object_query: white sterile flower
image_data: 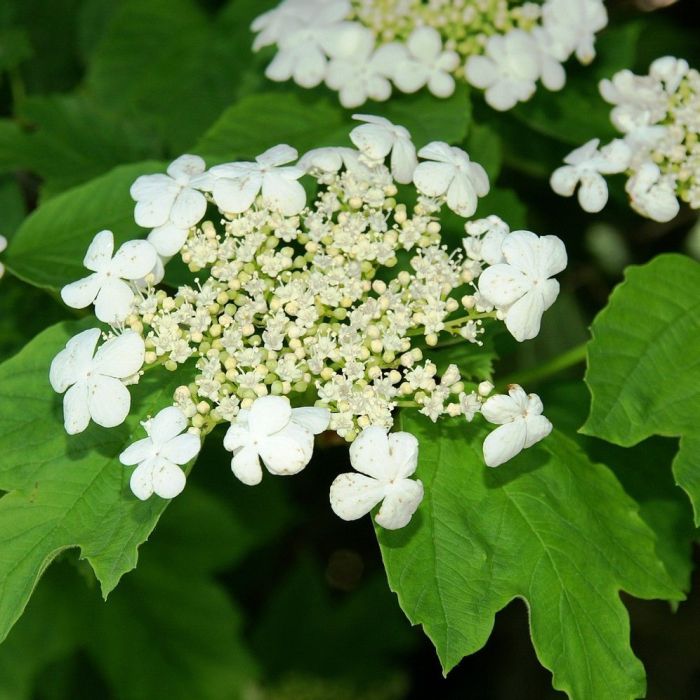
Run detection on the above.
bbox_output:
[329,426,423,530]
[478,230,567,342]
[325,26,404,108]
[298,146,368,175]
[0,235,7,279]
[263,1,353,88]
[49,328,145,435]
[650,55,689,94]
[465,30,540,111]
[599,70,667,133]
[550,138,631,212]
[60,230,157,323]
[350,114,417,184]
[202,145,306,216]
[223,395,330,485]
[531,27,566,91]
[130,155,207,229]
[392,26,460,98]
[541,0,607,64]
[481,385,552,467]
[119,406,200,501]
[251,0,320,51]
[413,142,489,217]
[625,163,680,223]
[147,222,189,258]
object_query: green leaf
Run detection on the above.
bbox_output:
[377,413,681,700]
[194,92,347,160]
[511,21,643,145]
[464,121,502,181]
[5,161,164,290]
[194,87,472,161]
[83,0,250,152]
[582,254,700,525]
[540,380,696,594]
[0,319,187,644]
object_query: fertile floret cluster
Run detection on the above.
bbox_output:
[551,56,700,222]
[49,116,565,529]
[251,0,607,111]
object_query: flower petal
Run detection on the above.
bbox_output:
[578,171,608,213]
[504,289,546,342]
[524,414,552,449]
[148,223,189,258]
[149,406,188,443]
[465,55,498,89]
[390,137,418,185]
[501,230,541,275]
[166,154,206,181]
[50,328,101,394]
[249,395,292,437]
[349,123,394,160]
[223,422,251,452]
[63,380,91,435]
[151,459,187,499]
[256,144,298,167]
[329,472,386,521]
[87,375,131,428]
[83,230,114,272]
[478,263,531,307]
[550,165,579,197]
[110,240,158,280]
[387,432,419,479]
[61,274,102,310]
[348,425,393,480]
[212,174,261,213]
[259,422,314,475]
[93,278,135,324]
[231,445,263,486]
[412,161,454,197]
[291,406,330,434]
[160,433,200,465]
[483,419,527,467]
[170,188,207,229]
[130,461,155,500]
[119,437,155,466]
[446,173,477,216]
[481,393,522,425]
[261,172,306,216]
[92,330,145,378]
[537,235,568,278]
[376,478,423,529]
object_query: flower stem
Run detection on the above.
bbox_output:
[496,342,588,391]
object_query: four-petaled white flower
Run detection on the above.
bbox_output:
[413,142,489,217]
[263,0,352,88]
[119,406,201,501]
[465,30,540,111]
[201,145,306,216]
[599,70,667,133]
[0,234,7,279]
[650,55,689,94]
[224,395,330,485]
[130,155,208,229]
[49,328,145,435]
[60,230,157,323]
[550,138,631,213]
[330,426,424,530]
[350,114,417,184]
[392,27,460,98]
[325,26,404,108]
[298,146,369,175]
[478,230,567,342]
[481,385,552,467]
[625,163,680,223]
[541,0,607,65]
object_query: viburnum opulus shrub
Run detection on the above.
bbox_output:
[0,1,698,699]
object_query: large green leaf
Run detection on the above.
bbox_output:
[83,0,249,152]
[5,161,164,290]
[377,413,681,700]
[582,254,700,524]
[0,319,187,644]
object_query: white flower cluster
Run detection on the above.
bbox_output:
[0,235,7,279]
[49,117,564,529]
[551,56,700,222]
[251,0,607,111]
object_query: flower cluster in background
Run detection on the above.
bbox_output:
[48,117,565,529]
[251,0,607,110]
[551,56,700,222]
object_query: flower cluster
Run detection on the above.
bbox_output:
[49,116,565,529]
[251,0,607,111]
[551,56,700,222]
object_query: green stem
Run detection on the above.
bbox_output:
[496,342,588,391]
